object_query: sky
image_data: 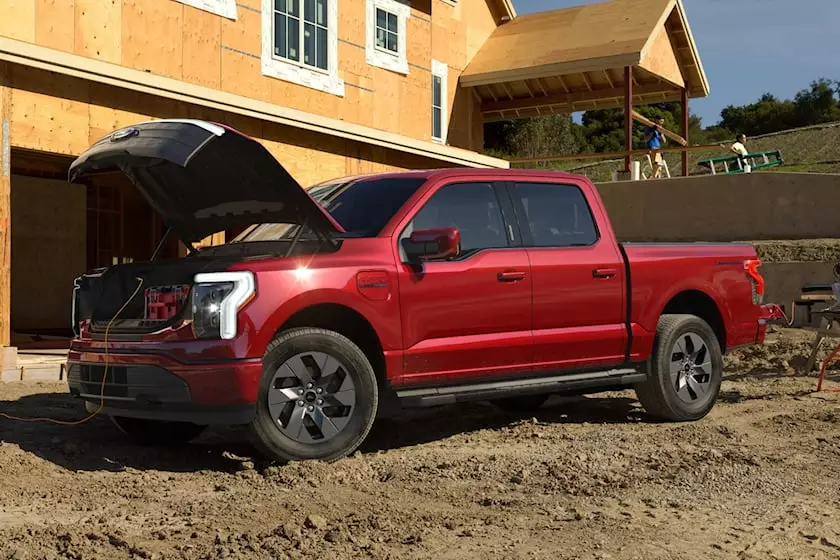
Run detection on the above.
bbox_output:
[512,0,840,127]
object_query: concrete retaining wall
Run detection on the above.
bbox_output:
[596,173,840,242]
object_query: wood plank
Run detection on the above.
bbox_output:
[631,109,687,146]
[0,62,11,346]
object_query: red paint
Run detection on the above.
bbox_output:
[70,168,772,407]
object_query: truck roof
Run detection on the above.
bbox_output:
[315,167,587,187]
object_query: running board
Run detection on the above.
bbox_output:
[395,368,645,408]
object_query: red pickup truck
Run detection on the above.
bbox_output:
[67,120,774,463]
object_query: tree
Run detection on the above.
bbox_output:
[484,114,582,158]
[793,79,840,126]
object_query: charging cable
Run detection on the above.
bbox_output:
[0,277,144,425]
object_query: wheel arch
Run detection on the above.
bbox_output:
[275,303,386,383]
[661,290,726,352]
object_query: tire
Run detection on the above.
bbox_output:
[110,416,207,445]
[491,393,549,413]
[634,314,723,421]
[248,327,378,463]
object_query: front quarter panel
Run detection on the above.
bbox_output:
[227,238,402,361]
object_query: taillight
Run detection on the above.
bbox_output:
[744,259,765,305]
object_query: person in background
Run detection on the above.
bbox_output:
[729,133,750,171]
[644,117,666,179]
[730,133,749,157]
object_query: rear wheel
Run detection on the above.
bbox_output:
[635,314,722,421]
[248,328,378,463]
[110,416,207,445]
[491,394,549,413]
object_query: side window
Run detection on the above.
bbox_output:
[430,60,448,143]
[513,183,599,247]
[404,182,508,255]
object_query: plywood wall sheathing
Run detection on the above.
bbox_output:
[220,48,263,100]
[182,5,222,89]
[10,66,91,155]
[221,5,260,56]
[639,25,684,88]
[122,0,184,79]
[0,0,36,43]
[36,0,75,52]
[74,0,122,63]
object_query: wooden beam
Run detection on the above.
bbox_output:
[556,75,570,93]
[0,62,10,347]
[681,88,689,176]
[500,82,515,100]
[581,72,593,91]
[624,66,632,172]
[522,79,535,98]
[631,109,687,146]
[603,69,614,88]
[481,83,671,114]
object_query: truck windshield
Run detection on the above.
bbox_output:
[232,176,427,242]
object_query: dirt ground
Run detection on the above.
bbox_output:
[1,328,839,560]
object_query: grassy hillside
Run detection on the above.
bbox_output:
[516,121,840,182]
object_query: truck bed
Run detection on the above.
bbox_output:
[621,241,763,360]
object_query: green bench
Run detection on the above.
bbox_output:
[698,149,784,175]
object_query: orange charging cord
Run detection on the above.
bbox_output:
[0,278,145,425]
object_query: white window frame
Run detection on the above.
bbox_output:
[261,0,345,97]
[431,59,448,143]
[365,0,409,75]
[174,0,237,19]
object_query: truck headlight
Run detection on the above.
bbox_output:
[192,271,255,339]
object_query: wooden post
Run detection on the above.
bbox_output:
[681,88,689,177]
[0,62,11,348]
[624,66,633,173]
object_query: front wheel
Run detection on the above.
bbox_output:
[634,314,723,421]
[110,416,207,445]
[248,328,378,463]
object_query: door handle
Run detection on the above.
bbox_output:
[592,267,618,279]
[497,270,526,282]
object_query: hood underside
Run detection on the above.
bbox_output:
[68,119,343,243]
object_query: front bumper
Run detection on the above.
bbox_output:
[67,350,263,425]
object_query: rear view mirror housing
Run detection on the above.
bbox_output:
[402,227,461,262]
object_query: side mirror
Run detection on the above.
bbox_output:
[402,227,461,262]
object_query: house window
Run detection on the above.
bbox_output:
[261,0,344,96]
[365,0,409,75]
[431,59,448,143]
[375,8,398,53]
[272,0,328,70]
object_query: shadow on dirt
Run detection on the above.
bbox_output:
[0,390,676,472]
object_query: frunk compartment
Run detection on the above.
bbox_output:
[74,255,240,337]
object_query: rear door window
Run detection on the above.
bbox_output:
[512,182,599,247]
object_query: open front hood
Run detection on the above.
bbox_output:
[68,119,343,243]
